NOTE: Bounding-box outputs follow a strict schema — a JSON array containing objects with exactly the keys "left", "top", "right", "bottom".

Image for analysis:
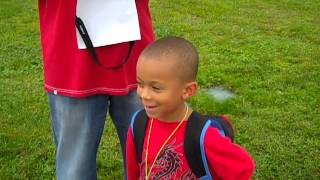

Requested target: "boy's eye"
[{"left": 152, "top": 86, "right": 161, "bottom": 90}]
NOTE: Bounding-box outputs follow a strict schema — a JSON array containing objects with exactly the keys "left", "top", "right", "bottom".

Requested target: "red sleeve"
[
  {"left": 204, "top": 127, "right": 255, "bottom": 180},
  {"left": 126, "top": 127, "right": 140, "bottom": 180}
]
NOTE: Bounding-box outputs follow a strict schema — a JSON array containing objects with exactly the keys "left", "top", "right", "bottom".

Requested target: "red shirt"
[
  {"left": 126, "top": 118, "right": 255, "bottom": 180},
  {"left": 38, "top": 0, "right": 154, "bottom": 97}
]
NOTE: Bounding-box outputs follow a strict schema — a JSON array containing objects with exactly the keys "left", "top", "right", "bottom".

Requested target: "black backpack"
[{"left": 130, "top": 109, "right": 234, "bottom": 179}]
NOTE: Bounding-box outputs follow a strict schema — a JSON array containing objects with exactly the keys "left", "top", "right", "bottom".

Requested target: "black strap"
[
  {"left": 75, "top": 16, "right": 135, "bottom": 69},
  {"left": 185, "top": 112, "right": 235, "bottom": 178},
  {"left": 184, "top": 111, "right": 208, "bottom": 178},
  {"left": 132, "top": 109, "right": 148, "bottom": 163}
]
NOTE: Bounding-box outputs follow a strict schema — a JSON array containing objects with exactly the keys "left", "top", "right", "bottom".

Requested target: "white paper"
[{"left": 76, "top": 0, "right": 141, "bottom": 49}]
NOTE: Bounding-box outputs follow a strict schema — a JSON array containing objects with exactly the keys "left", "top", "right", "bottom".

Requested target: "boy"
[{"left": 126, "top": 37, "right": 254, "bottom": 179}]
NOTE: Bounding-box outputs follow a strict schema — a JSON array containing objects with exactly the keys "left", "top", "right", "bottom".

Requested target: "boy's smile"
[{"left": 136, "top": 56, "right": 189, "bottom": 122}]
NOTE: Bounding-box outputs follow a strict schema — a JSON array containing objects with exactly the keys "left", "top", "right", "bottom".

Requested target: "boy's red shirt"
[
  {"left": 38, "top": 0, "right": 154, "bottom": 97},
  {"left": 126, "top": 118, "right": 255, "bottom": 180}
]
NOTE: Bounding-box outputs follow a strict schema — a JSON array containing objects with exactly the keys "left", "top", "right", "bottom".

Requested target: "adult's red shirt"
[{"left": 38, "top": 0, "right": 154, "bottom": 97}]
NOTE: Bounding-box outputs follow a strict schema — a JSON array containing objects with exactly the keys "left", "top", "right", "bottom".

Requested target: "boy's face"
[{"left": 136, "top": 56, "right": 193, "bottom": 121}]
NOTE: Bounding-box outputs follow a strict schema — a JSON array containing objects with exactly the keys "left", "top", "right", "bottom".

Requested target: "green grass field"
[{"left": 1, "top": 0, "right": 319, "bottom": 179}]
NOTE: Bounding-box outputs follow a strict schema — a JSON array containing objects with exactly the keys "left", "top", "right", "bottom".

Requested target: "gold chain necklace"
[{"left": 145, "top": 105, "right": 189, "bottom": 179}]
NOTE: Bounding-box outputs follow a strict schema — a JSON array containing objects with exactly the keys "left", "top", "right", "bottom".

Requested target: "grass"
[{"left": 0, "top": 0, "right": 319, "bottom": 179}]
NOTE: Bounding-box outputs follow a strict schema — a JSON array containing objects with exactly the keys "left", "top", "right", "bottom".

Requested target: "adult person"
[{"left": 38, "top": 0, "right": 154, "bottom": 179}]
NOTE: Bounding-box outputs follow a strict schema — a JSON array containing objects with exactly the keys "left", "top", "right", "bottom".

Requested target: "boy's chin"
[
  {"left": 145, "top": 110, "right": 162, "bottom": 120},
  {"left": 145, "top": 111, "right": 157, "bottom": 119}
]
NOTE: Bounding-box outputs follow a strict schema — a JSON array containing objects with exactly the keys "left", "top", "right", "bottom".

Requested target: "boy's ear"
[{"left": 182, "top": 81, "right": 197, "bottom": 100}]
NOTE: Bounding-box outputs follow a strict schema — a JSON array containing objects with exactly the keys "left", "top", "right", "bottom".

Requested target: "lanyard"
[
  {"left": 145, "top": 105, "right": 189, "bottom": 179},
  {"left": 75, "top": 17, "right": 134, "bottom": 69}
]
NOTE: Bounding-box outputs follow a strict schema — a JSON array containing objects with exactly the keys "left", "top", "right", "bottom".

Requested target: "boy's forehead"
[{"left": 137, "top": 57, "right": 180, "bottom": 79}]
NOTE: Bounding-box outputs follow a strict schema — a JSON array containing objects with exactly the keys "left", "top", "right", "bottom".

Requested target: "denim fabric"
[{"left": 48, "top": 91, "right": 142, "bottom": 180}]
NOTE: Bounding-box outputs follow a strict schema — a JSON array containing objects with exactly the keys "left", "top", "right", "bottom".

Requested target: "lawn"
[{"left": 0, "top": 0, "right": 319, "bottom": 179}]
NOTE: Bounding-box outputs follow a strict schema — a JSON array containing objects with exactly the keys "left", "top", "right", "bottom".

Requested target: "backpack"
[{"left": 130, "top": 109, "right": 235, "bottom": 179}]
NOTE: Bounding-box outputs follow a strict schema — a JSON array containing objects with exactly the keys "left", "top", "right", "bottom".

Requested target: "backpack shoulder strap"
[
  {"left": 184, "top": 111, "right": 235, "bottom": 178},
  {"left": 206, "top": 115, "right": 234, "bottom": 142},
  {"left": 130, "top": 109, "right": 148, "bottom": 163},
  {"left": 184, "top": 111, "right": 208, "bottom": 178}
]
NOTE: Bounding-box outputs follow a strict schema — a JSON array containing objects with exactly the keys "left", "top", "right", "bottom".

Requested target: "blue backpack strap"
[
  {"left": 130, "top": 109, "right": 148, "bottom": 163},
  {"left": 199, "top": 120, "right": 214, "bottom": 180},
  {"left": 207, "top": 115, "right": 234, "bottom": 142}
]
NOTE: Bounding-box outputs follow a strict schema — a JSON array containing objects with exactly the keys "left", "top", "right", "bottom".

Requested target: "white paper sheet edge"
[{"left": 76, "top": 0, "right": 141, "bottom": 49}]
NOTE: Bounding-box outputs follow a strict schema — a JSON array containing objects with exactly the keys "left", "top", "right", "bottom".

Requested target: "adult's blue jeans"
[{"left": 48, "top": 91, "right": 142, "bottom": 180}]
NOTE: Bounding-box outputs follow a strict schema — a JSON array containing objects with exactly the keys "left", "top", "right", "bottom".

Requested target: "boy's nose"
[{"left": 138, "top": 88, "right": 151, "bottom": 100}]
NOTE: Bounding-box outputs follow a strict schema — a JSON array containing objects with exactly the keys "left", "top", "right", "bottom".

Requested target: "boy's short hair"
[{"left": 140, "top": 36, "right": 199, "bottom": 82}]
